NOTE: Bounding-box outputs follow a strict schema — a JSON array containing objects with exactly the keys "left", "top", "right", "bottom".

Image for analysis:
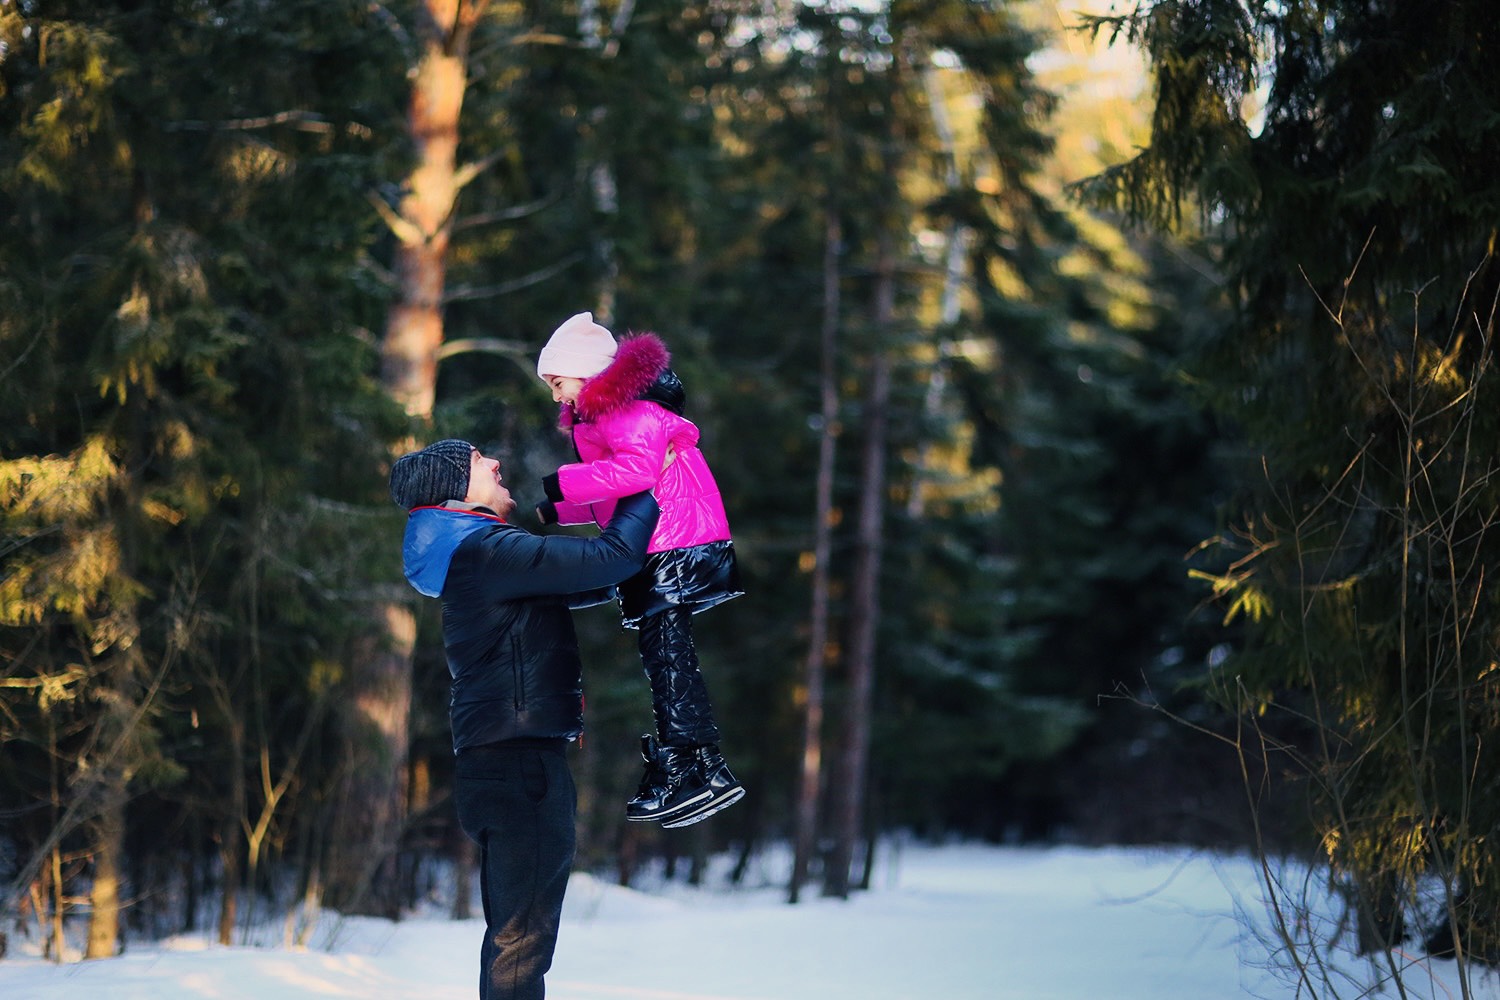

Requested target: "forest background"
[{"left": 4, "top": 0, "right": 1499, "bottom": 989}]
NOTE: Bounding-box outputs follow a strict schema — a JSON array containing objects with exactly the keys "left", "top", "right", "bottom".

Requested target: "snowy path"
[{"left": 1, "top": 844, "right": 1486, "bottom": 999}]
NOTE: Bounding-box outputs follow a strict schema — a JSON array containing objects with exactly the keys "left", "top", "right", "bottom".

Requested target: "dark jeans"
[
  {"left": 454, "top": 740, "right": 576, "bottom": 1000},
  {"left": 638, "top": 606, "right": 721, "bottom": 748}
]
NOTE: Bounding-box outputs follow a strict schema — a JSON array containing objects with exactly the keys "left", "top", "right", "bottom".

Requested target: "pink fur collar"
[{"left": 560, "top": 333, "right": 670, "bottom": 425}]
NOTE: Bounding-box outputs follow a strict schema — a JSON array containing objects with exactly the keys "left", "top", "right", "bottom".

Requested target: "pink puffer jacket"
[{"left": 548, "top": 334, "right": 731, "bottom": 554}]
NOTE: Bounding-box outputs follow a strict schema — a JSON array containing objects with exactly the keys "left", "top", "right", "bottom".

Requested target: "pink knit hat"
[{"left": 536, "top": 312, "right": 618, "bottom": 379}]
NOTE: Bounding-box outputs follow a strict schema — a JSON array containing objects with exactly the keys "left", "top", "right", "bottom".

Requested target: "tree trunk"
[
  {"left": 84, "top": 788, "right": 125, "bottom": 959},
  {"left": 906, "top": 63, "right": 966, "bottom": 520},
  {"left": 379, "top": 0, "right": 484, "bottom": 418},
  {"left": 824, "top": 231, "right": 895, "bottom": 899},
  {"left": 217, "top": 706, "right": 245, "bottom": 945},
  {"left": 47, "top": 846, "right": 64, "bottom": 962},
  {"left": 790, "top": 205, "right": 842, "bottom": 904},
  {"left": 325, "top": 608, "right": 416, "bottom": 917},
  {"left": 217, "top": 815, "right": 241, "bottom": 945},
  {"left": 577, "top": 1, "right": 637, "bottom": 324},
  {"left": 349, "top": 0, "right": 489, "bottom": 917}
]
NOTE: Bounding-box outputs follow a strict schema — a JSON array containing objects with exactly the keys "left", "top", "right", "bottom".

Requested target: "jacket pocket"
[{"left": 510, "top": 633, "right": 526, "bottom": 711}]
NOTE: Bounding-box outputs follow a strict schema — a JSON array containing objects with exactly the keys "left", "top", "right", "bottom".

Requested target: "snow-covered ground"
[{"left": 1, "top": 843, "right": 1490, "bottom": 999}]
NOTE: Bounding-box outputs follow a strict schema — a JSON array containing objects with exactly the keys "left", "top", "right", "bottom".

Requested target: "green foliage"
[
  {"left": 1084, "top": 0, "right": 1500, "bottom": 969},
  {"left": 0, "top": 0, "right": 408, "bottom": 930},
  {"left": 3, "top": 0, "right": 1239, "bottom": 937}
]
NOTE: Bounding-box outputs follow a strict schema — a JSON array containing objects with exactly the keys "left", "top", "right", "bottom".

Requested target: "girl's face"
[{"left": 544, "top": 374, "right": 586, "bottom": 406}]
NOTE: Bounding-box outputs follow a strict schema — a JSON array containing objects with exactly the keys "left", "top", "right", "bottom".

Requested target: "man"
[{"left": 390, "top": 438, "right": 659, "bottom": 1000}]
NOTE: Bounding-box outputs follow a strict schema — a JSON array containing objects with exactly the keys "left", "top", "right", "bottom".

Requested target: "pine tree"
[
  {"left": 0, "top": 0, "right": 406, "bottom": 951},
  {"left": 1079, "top": 0, "right": 1500, "bottom": 976}
]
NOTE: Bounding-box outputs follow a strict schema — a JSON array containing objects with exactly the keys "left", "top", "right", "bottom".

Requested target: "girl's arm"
[
  {"left": 548, "top": 405, "right": 672, "bottom": 504},
  {"left": 536, "top": 496, "right": 597, "bottom": 527}
]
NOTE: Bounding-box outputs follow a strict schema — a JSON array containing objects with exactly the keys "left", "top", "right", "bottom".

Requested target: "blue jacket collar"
[{"left": 402, "top": 506, "right": 507, "bottom": 598}]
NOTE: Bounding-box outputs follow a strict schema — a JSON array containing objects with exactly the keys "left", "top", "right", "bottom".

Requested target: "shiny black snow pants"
[
  {"left": 454, "top": 739, "right": 575, "bottom": 1000},
  {"left": 638, "top": 606, "right": 721, "bottom": 748}
]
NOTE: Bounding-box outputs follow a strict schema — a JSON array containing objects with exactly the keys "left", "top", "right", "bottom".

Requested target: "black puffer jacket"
[{"left": 401, "top": 492, "right": 660, "bottom": 752}]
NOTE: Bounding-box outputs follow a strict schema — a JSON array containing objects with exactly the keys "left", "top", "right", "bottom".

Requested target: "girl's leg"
[
  {"left": 637, "top": 606, "right": 720, "bottom": 748},
  {"left": 626, "top": 607, "right": 743, "bottom": 825}
]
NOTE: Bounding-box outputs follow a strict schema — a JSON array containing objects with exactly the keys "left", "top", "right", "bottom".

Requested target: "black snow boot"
[
  {"left": 625, "top": 737, "right": 744, "bottom": 826},
  {"left": 625, "top": 735, "right": 671, "bottom": 817},
  {"left": 625, "top": 735, "right": 700, "bottom": 822},
  {"left": 659, "top": 744, "right": 745, "bottom": 829}
]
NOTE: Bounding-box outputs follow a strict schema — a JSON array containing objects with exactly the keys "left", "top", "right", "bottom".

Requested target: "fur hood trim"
[{"left": 562, "top": 333, "right": 670, "bottom": 425}]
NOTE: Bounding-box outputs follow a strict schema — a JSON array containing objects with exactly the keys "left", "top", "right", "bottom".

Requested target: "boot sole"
[
  {"left": 624, "top": 785, "right": 716, "bottom": 823},
  {"left": 660, "top": 785, "right": 745, "bottom": 829}
]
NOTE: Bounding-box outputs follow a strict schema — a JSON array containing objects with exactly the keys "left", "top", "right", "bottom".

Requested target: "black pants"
[
  {"left": 454, "top": 740, "right": 575, "bottom": 1000},
  {"left": 638, "top": 606, "right": 721, "bottom": 748}
]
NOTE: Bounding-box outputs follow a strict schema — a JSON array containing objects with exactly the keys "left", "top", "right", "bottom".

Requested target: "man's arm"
[{"left": 478, "top": 492, "right": 660, "bottom": 600}]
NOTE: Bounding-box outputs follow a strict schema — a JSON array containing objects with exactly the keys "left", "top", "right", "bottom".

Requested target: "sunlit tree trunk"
[
  {"left": 326, "top": 609, "right": 417, "bottom": 916},
  {"left": 47, "top": 846, "right": 64, "bottom": 962},
  {"left": 825, "top": 230, "right": 895, "bottom": 899},
  {"left": 351, "top": 0, "right": 490, "bottom": 918},
  {"left": 84, "top": 788, "right": 125, "bottom": 959},
  {"left": 379, "top": 0, "right": 486, "bottom": 418}
]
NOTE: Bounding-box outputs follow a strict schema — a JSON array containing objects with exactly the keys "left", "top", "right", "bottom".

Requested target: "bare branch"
[
  {"left": 366, "top": 194, "right": 427, "bottom": 246},
  {"left": 452, "top": 148, "right": 508, "bottom": 192},
  {"left": 601, "top": 0, "right": 637, "bottom": 59},
  {"left": 452, "top": 193, "right": 562, "bottom": 233},
  {"left": 441, "top": 252, "right": 583, "bottom": 303},
  {"left": 165, "top": 111, "right": 333, "bottom": 133},
  {"left": 436, "top": 337, "right": 530, "bottom": 361},
  {"left": 506, "top": 31, "right": 572, "bottom": 47}
]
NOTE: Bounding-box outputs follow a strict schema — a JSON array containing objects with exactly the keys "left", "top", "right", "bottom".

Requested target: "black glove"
[
  {"left": 535, "top": 500, "right": 559, "bottom": 525},
  {"left": 541, "top": 472, "right": 565, "bottom": 503}
]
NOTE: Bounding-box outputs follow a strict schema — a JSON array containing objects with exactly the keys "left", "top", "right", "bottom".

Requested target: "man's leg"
[{"left": 455, "top": 743, "right": 576, "bottom": 1000}]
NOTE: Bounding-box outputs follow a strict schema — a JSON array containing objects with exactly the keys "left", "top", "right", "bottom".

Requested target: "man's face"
[{"left": 464, "top": 449, "right": 516, "bottom": 518}]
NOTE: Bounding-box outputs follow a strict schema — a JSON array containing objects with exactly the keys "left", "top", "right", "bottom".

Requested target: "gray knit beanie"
[{"left": 389, "top": 439, "right": 474, "bottom": 510}]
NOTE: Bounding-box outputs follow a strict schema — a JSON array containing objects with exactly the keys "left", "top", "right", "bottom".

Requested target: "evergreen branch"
[{"left": 2, "top": 648, "right": 176, "bottom": 914}]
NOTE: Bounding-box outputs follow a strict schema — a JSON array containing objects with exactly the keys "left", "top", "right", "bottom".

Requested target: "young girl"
[{"left": 534, "top": 311, "right": 745, "bottom": 828}]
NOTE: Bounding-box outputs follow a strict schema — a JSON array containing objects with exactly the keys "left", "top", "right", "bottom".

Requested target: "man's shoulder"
[{"left": 444, "top": 519, "right": 538, "bottom": 594}]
